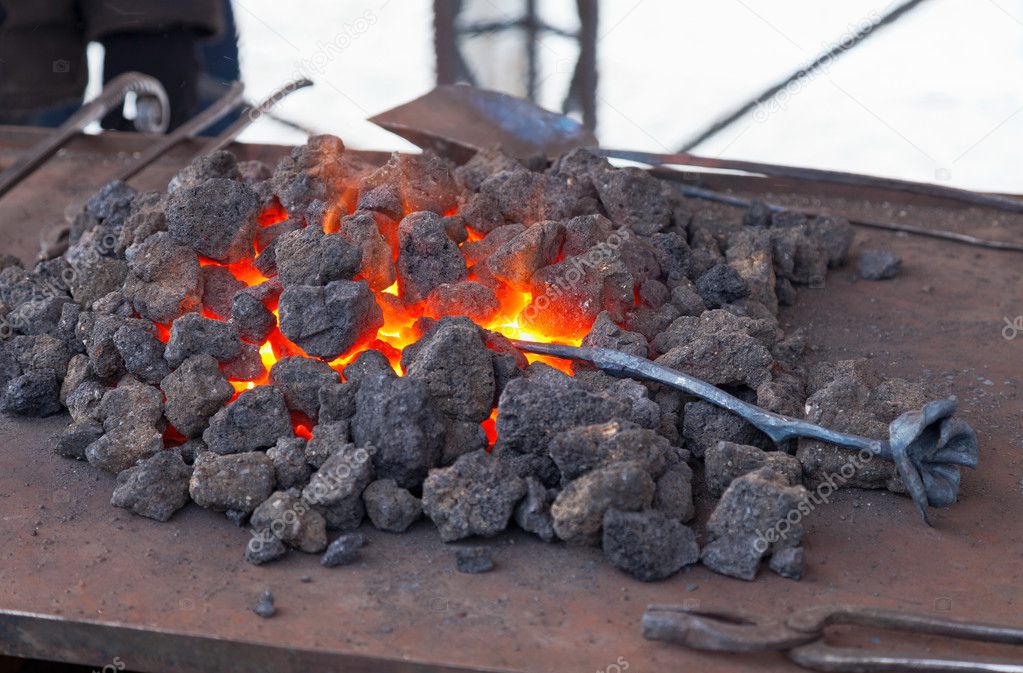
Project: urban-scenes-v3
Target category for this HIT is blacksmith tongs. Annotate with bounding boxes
[642,603,1023,672]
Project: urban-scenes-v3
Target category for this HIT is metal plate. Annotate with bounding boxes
[0,127,1020,673]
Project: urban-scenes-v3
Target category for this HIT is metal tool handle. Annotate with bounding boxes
[789,641,1023,673]
[790,606,1023,646]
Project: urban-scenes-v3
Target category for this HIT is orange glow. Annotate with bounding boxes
[154,200,595,446]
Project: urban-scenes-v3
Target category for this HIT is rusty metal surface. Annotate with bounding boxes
[0,128,1021,673]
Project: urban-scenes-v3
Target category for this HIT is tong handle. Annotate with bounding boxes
[789,641,1023,673]
[789,605,1023,645]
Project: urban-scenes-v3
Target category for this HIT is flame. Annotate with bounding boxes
[168,199,596,449]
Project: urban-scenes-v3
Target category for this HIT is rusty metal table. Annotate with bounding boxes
[0,127,1020,673]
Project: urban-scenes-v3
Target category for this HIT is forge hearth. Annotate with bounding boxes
[0,133,956,585]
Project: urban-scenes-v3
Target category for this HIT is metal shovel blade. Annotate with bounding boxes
[369,84,597,163]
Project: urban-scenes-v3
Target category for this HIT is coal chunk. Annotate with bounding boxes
[422,449,526,542]
[337,210,396,291]
[276,227,362,288]
[189,451,276,512]
[494,376,629,456]
[653,464,695,523]
[278,280,383,360]
[341,349,395,388]
[318,381,358,423]
[113,322,170,384]
[701,467,808,581]
[858,249,901,280]
[454,547,494,574]
[166,178,258,263]
[592,167,671,235]
[681,400,772,458]
[303,445,373,530]
[424,281,500,323]
[245,534,287,565]
[395,211,467,304]
[111,450,192,521]
[484,220,564,290]
[768,546,805,580]
[696,263,750,309]
[269,356,341,420]
[304,421,349,468]
[359,150,459,215]
[351,374,445,489]
[202,385,293,454]
[806,216,854,267]
[705,441,803,497]
[654,311,775,389]
[164,313,241,368]
[54,419,104,460]
[161,354,234,437]
[266,437,312,490]
[551,461,655,545]
[85,426,163,474]
[362,478,422,532]
[253,590,276,618]
[513,476,556,541]
[250,489,328,553]
[548,419,670,484]
[321,532,365,567]
[1,369,62,416]
[602,508,699,581]
[230,292,277,344]
[123,232,203,323]
[580,311,648,358]
[402,318,495,422]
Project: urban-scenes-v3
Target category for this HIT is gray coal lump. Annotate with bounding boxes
[275,227,363,288]
[164,313,242,369]
[54,419,104,460]
[547,419,671,485]
[250,489,328,553]
[189,451,276,513]
[681,400,772,458]
[1,369,63,416]
[278,280,383,360]
[317,382,358,424]
[493,376,630,457]
[112,321,170,385]
[303,421,350,469]
[350,374,445,489]
[245,533,287,566]
[704,441,803,497]
[592,166,672,236]
[858,249,902,280]
[321,531,365,567]
[166,178,259,264]
[401,317,495,423]
[85,426,164,474]
[266,437,312,490]
[160,354,234,438]
[231,292,276,344]
[337,210,396,292]
[601,508,700,581]
[484,220,565,290]
[768,546,806,580]
[579,311,649,359]
[513,476,556,541]
[695,263,751,309]
[423,282,500,323]
[362,478,422,533]
[394,211,467,304]
[421,449,527,542]
[454,546,494,574]
[123,231,203,324]
[700,467,808,581]
[340,350,394,388]
[202,385,293,455]
[550,461,655,546]
[110,449,192,521]
[653,464,696,523]
[200,265,245,319]
[302,444,373,531]
[253,590,276,618]
[269,356,341,420]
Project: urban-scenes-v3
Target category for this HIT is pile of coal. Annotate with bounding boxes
[0,135,939,586]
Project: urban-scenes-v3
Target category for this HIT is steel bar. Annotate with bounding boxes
[511,339,977,524]
[678,0,933,151]
[111,81,246,182]
[666,179,1023,253]
[603,147,1023,216]
[204,78,314,155]
[0,72,169,199]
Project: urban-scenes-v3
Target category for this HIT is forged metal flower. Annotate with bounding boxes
[888,397,978,525]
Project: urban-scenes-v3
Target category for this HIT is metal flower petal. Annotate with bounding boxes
[888,397,978,524]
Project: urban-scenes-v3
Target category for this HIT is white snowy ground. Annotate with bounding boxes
[223,0,1023,192]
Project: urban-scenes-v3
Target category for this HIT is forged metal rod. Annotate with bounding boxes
[204,78,315,155]
[511,340,978,524]
[667,180,1023,253]
[642,603,1023,672]
[0,72,170,199]
[111,81,247,182]
[601,147,1023,217]
[678,0,933,152]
